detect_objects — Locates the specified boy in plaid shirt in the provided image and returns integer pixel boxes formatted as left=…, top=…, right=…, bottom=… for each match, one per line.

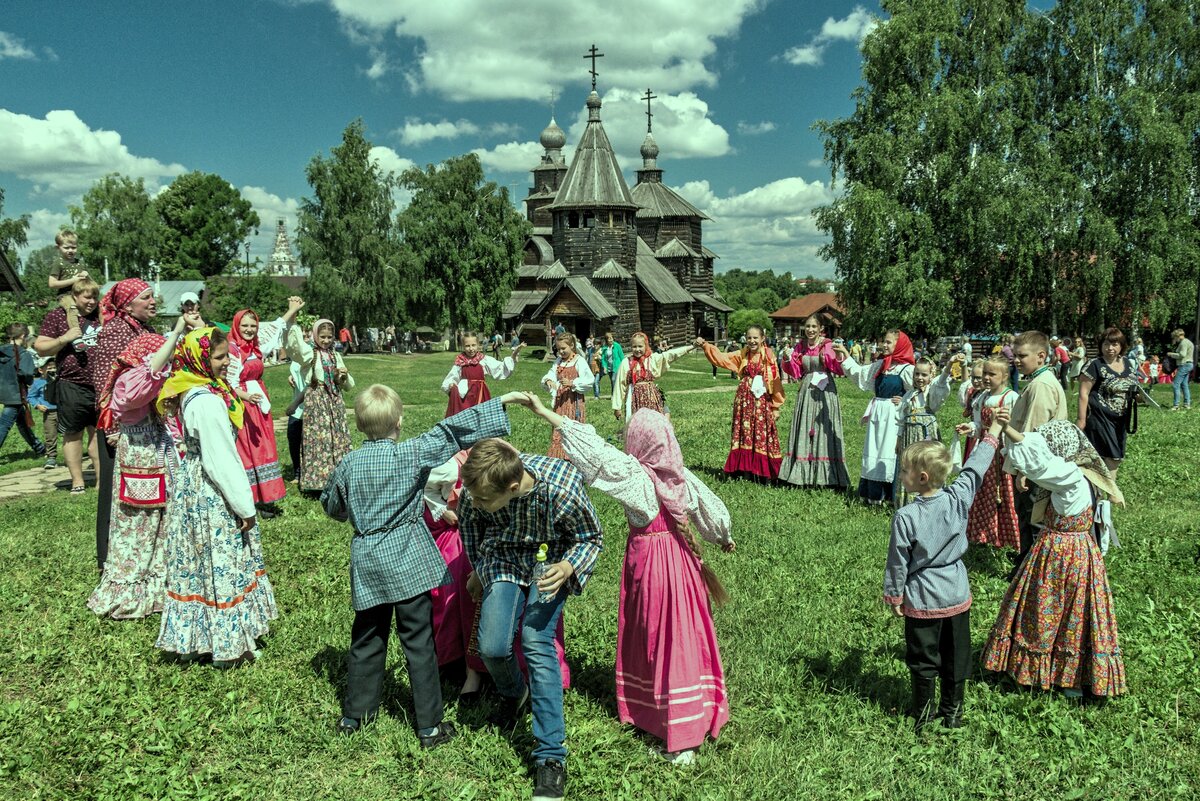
left=459, top=427, right=604, bottom=801
left=321, top=385, right=527, bottom=748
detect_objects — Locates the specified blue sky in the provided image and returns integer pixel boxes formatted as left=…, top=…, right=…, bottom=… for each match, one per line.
left=1, top=1, right=884, bottom=278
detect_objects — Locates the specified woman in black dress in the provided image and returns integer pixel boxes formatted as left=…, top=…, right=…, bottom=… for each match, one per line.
left=1077, top=327, right=1139, bottom=480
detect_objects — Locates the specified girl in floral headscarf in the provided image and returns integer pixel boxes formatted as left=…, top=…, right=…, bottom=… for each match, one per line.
left=87, top=310, right=200, bottom=619
left=982, top=419, right=1126, bottom=699
left=226, top=297, right=305, bottom=514
left=525, top=398, right=734, bottom=764
left=155, top=327, right=277, bottom=667
left=284, top=306, right=354, bottom=492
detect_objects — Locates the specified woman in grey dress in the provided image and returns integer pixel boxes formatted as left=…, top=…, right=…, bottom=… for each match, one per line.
left=778, top=314, right=850, bottom=490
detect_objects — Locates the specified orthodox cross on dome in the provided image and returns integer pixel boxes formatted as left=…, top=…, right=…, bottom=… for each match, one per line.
left=549, top=88, right=558, bottom=117
left=583, top=44, right=604, bottom=90
left=642, top=88, right=657, bottom=133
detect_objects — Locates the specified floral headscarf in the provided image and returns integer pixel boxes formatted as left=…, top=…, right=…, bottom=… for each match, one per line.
left=157, top=327, right=244, bottom=429
left=100, top=278, right=151, bottom=326
left=624, top=408, right=690, bottom=526
left=1035, top=420, right=1124, bottom=506
left=96, top=333, right=166, bottom=431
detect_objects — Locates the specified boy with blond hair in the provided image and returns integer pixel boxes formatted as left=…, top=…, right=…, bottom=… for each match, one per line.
left=47, top=230, right=89, bottom=329
left=885, top=407, right=1008, bottom=731
left=458, top=429, right=604, bottom=801
left=321, top=385, right=527, bottom=749
left=1004, top=330, right=1068, bottom=561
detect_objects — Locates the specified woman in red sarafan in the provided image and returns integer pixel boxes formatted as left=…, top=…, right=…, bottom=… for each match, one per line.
left=226, top=298, right=304, bottom=512
left=696, top=325, right=784, bottom=481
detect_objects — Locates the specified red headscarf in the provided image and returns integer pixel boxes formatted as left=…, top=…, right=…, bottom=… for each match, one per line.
left=881, top=331, right=915, bottom=373
left=455, top=351, right=484, bottom=367
left=229, top=309, right=261, bottom=361
left=100, top=278, right=151, bottom=325
left=624, top=408, right=689, bottom=526
left=95, top=333, right=166, bottom=431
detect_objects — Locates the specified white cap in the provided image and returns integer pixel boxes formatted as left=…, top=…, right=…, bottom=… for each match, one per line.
left=179, top=292, right=200, bottom=306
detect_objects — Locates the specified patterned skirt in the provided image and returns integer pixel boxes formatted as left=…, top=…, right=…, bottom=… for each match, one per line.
left=724, top=380, right=782, bottom=479
left=300, top=384, right=351, bottom=492
left=235, top=401, right=286, bottom=504
left=894, top=411, right=941, bottom=506
left=778, top=376, right=849, bottom=490
left=630, top=380, right=666, bottom=416
left=548, top=391, right=586, bottom=460
left=156, top=452, right=278, bottom=661
left=88, top=421, right=178, bottom=619
left=965, top=449, right=1020, bottom=549
left=981, top=508, right=1126, bottom=696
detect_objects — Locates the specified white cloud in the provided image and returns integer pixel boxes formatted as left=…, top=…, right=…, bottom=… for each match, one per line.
left=368, top=145, right=416, bottom=176
left=564, top=88, right=730, bottom=168
left=737, top=121, right=776, bottom=135
left=807, top=157, right=826, bottom=168
left=365, top=47, right=391, bottom=80
left=0, top=109, right=187, bottom=197
left=470, top=141, right=543, bottom=174
left=782, top=6, right=877, bottom=67
left=317, top=0, right=765, bottom=101
left=676, top=177, right=838, bottom=277
left=0, top=31, right=36, bottom=60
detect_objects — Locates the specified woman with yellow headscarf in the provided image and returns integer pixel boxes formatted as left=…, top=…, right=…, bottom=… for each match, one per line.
left=155, top=327, right=277, bottom=667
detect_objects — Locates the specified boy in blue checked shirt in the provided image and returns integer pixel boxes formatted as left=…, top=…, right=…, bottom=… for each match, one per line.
left=321, top=384, right=529, bottom=749
left=459, top=425, right=604, bottom=801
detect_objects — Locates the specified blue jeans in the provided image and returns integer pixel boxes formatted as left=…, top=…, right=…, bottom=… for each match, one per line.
left=594, top=369, right=616, bottom=398
left=1173, top=362, right=1193, bottom=407
left=478, top=579, right=567, bottom=764
left=0, top=405, right=45, bottom=455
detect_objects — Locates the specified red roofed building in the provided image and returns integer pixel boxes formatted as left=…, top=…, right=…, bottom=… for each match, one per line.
left=770, top=292, right=844, bottom=338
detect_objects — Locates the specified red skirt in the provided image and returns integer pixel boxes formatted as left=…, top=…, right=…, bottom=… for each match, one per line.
left=445, top=363, right=491, bottom=418
left=234, top=360, right=285, bottom=504
left=966, top=448, right=1019, bottom=549
left=724, top=380, right=781, bottom=479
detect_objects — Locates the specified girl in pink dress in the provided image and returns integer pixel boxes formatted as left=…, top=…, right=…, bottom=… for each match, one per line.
left=526, top=397, right=734, bottom=764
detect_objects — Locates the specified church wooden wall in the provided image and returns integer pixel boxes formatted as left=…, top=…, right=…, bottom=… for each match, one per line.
left=553, top=217, right=637, bottom=277
left=636, top=218, right=703, bottom=253
left=636, top=288, right=693, bottom=346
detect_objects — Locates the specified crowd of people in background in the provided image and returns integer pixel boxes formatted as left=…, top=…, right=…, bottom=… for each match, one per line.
left=2, top=227, right=1199, bottom=801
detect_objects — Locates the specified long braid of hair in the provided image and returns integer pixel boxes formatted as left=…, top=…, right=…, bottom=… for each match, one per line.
left=676, top=516, right=730, bottom=606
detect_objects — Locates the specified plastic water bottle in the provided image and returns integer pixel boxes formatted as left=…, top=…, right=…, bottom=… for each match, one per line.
left=530, top=543, right=550, bottom=604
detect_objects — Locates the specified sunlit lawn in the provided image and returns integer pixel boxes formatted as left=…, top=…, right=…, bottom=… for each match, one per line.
left=1, top=352, right=1197, bottom=800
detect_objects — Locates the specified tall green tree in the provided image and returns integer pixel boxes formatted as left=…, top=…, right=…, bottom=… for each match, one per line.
left=296, top=120, right=402, bottom=328
left=155, top=172, right=260, bottom=280
left=0, top=187, right=30, bottom=272
left=202, top=275, right=294, bottom=326
left=69, top=174, right=163, bottom=280
left=17, top=245, right=60, bottom=305
left=395, top=153, right=529, bottom=332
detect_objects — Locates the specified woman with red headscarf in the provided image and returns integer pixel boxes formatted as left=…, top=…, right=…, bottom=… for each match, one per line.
left=88, top=311, right=200, bottom=618
left=834, top=330, right=916, bottom=505
left=524, top=399, right=734, bottom=764
left=91, top=278, right=159, bottom=572
left=226, top=297, right=305, bottom=514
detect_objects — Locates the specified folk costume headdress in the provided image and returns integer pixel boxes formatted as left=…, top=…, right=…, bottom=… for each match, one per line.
left=99, top=278, right=152, bottom=326
left=881, top=331, right=916, bottom=373
left=157, top=327, right=244, bottom=429
left=229, top=309, right=262, bottom=361
left=1034, top=420, right=1124, bottom=506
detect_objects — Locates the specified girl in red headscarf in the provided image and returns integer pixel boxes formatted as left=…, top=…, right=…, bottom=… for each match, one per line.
left=87, top=310, right=200, bottom=619
left=695, top=326, right=785, bottom=481
left=834, top=330, right=916, bottom=505
left=610, top=332, right=694, bottom=420
left=524, top=398, right=734, bottom=764
left=226, top=297, right=305, bottom=513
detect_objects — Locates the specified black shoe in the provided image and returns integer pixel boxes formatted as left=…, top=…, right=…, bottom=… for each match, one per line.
left=532, top=760, right=566, bottom=801
left=938, top=679, right=966, bottom=729
left=418, top=720, right=457, bottom=750
left=487, top=686, right=530, bottom=728
left=910, top=676, right=938, bottom=732
left=457, top=689, right=484, bottom=708
left=336, top=717, right=360, bottom=736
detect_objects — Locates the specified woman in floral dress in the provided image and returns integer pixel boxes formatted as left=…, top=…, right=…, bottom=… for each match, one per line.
left=696, top=326, right=785, bottom=481
left=155, top=327, right=277, bottom=667
left=541, top=332, right=593, bottom=459
left=1078, top=327, right=1139, bottom=480
left=284, top=311, right=354, bottom=492
left=982, top=420, right=1126, bottom=699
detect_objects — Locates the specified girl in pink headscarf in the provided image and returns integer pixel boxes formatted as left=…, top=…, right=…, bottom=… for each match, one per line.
left=524, top=397, right=734, bottom=765
left=284, top=305, right=355, bottom=492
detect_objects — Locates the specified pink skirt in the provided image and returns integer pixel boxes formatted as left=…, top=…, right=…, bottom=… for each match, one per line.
left=617, top=525, right=729, bottom=752
left=427, top=511, right=571, bottom=685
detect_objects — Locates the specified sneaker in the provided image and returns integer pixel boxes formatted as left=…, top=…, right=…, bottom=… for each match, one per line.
left=336, top=717, right=361, bottom=736
left=655, top=747, right=696, bottom=765
left=532, top=760, right=565, bottom=801
left=418, top=720, right=457, bottom=750
left=43, top=459, right=57, bottom=470
left=487, top=686, right=530, bottom=729
left=1170, top=406, right=1179, bottom=412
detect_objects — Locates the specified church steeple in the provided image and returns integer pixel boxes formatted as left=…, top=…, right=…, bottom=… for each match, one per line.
left=636, top=88, right=663, bottom=185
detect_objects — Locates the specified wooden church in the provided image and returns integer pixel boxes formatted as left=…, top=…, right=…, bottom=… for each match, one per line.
left=505, top=52, right=731, bottom=346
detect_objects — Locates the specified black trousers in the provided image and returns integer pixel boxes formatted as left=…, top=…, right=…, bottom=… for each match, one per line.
left=287, top=417, right=303, bottom=480
left=904, top=610, right=971, bottom=681
left=95, top=436, right=116, bottom=570
left=343, top=593, right=442, bottom=731
left=1015, top=485, right=1037, bottom=560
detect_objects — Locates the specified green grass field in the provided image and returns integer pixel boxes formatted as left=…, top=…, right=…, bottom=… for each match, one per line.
left=1, top=352, right=1198, bottom=800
